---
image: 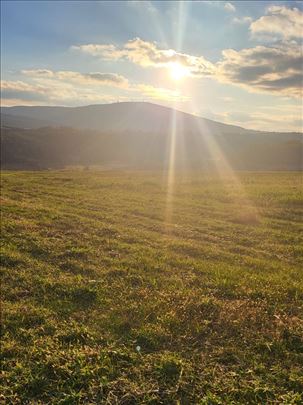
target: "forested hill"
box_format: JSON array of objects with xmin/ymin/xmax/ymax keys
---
[{"xmin": 1, "ymin": 102, "xmax": 302, "ymax": 170}]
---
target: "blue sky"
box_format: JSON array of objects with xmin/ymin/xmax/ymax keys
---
[{"xmin": 1, "ymin": 1, "xmax": 302, "ymax": 131}]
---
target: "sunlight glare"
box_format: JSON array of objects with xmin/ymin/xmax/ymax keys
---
[{"xmin": 169, "ymin": 62, "xmax": 189, "ymax": 81}]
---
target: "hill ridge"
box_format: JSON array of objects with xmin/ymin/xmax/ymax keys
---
[{"xmin": 2, "ymin": 102, "xmax": 301, "ymax": 135}]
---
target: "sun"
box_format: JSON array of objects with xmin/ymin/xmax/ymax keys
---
[{"xmin": 169, "ymin": 62, "xmax": 189, "ymax": 81}]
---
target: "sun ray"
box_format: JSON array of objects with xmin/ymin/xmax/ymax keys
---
[
  {"xmin": 164, "ymin": 1, "xmax": 189, "ymax": 232},
  {"xmin": 187, "ymin": 99, "xmax": 259, "ymax": 221}
]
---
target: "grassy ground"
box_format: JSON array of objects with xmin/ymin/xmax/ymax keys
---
[{"xmin": 1, "ymin": 170, "xmax": 302, "ymax": 404}]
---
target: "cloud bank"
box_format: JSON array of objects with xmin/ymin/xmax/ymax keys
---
[
  {"xmin": 71, "ymin": 38, "xmax": 215, "ymax": 77},
  {"xmin": 217, "ymin": 42, "xmax": 303, "ymax": 98},
  {"xmin": 1, "ymin": 80, "xmax": 50, "ymax": 101},
  {"xmin": 2, "ymin": 66, "xmax": 188, "ymax": 106},
  {"xmin": 250, "ymin": 6, "xmax": 303, "ymax": 40},
  {"xmin": 21, "ymin": 69, "xmax": 129, "ymax": 87},
  {"xmin": 72, "ymin": 34, "xmax": 302, "ymax": 98}
]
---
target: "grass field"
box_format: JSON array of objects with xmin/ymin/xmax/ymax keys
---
[{"xmin": 1, "ymin": 170, "xmax": 303, "ymax": 404}]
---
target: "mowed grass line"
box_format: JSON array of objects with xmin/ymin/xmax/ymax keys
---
[{"xmin": 1, "ymin": 170, "xmax": 302, "ymax": 404}]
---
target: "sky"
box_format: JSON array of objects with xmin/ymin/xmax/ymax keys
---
[{"xmin": 1, "ymin": 0, "xmax": 302, "ymax": 131}]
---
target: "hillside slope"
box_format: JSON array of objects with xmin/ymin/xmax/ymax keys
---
[
  {"xmin": 1, "ymin": 102, "xmax": 302, "ymax": 170},
  {"xmin": 2, "ymin": 102, "xmax": 247, "ymax": 134},
  {"xmin": 1, "ymin": 113, "xmax": 52, "ymax": 129}
]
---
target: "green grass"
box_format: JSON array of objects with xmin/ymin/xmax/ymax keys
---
[{"xmin": 1, "ymin": 170, "xmax": 302, "ymax": 404}]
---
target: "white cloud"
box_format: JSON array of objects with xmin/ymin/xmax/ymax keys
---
[
  {"xmin": 70, "ymin": 44, "xmax": 119, "ymax": 58},
  {"xmin": 250, "ymin": 6, "xmax": 303, "ymax": 40},
  {"xmin": 1, "ymin": 65, "xmax": 191, "ymax": 106},
  {"xmin": 224, "ymin": 2, "xmax": 236, "ymax": 12},
  {"xmin": 21, "ymin": 68, "xmax": 189, "ymax": 102},
  {"xmin": 71, "ymin": 38, "xmax": 215, "ymax": 77},
  {"xmin": 1, "ymin": 80, "xmax": 50, "ymax": 101},
  {"xmin": 233, "ymin": 16, "xmax": 252, "ymax": 25},
  {"xmin": 71, "ymin": 36, "xmax": 302, "ymax": 99},
  {"xmin": 21, "ymin": 69, "xmax": 129, "ymax": 88},
  {"xmin": 0, "ymin": 78, "xmax": 127, "ymax": 105}
]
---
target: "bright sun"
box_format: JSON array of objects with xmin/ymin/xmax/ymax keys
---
[{"xmin": 169, "ymin": 62, "xmax": 189, "ymax": 81}]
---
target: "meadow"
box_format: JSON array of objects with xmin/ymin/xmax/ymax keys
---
[{"xmin": 1, "ymin": 170, "xmax": 302, "ymax": 404}]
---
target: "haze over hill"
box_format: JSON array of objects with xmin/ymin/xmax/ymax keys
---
[
  {"xmin": 1, "ymin": 102, "xmax": 302, "ymax": 171},
  {"xmin": 1, "ymin": 102, "xmax": 258, "ymax": 134}
]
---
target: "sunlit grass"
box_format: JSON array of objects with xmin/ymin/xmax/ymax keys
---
[{"xmin": 1, "ymin": 170, "xmax": 302, "ymax": 403}]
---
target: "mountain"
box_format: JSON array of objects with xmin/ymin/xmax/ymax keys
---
[
  {"xmin": 1, "ymin": 113, "xmax": 52, "ymax": 129},
  {"xmin": 2, "ymin": 101, "xmax": 301, "ymax": 139},
  {"xmin": 1, "ymin": 102, "xmax": 302, "ymax": 170},
  {"xmin": 1, "ymin": 102, "xmax": 246, "ymax": 134},
  {"xmin": 1, "ymin": 102, "xmax": 276, "ymax": 133}
]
